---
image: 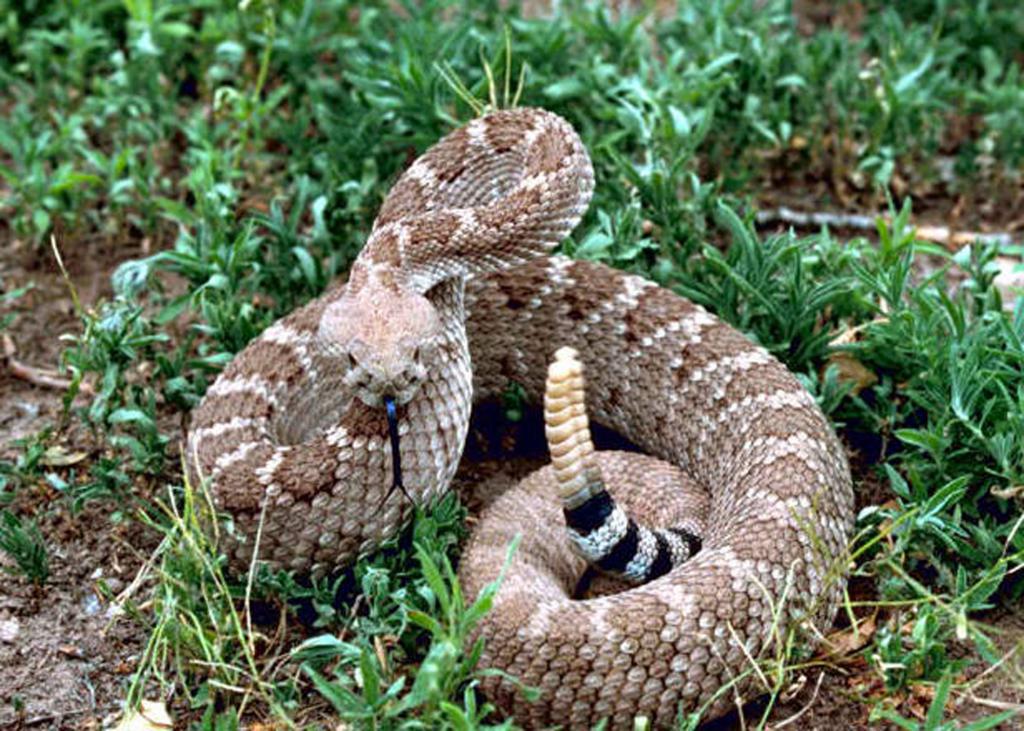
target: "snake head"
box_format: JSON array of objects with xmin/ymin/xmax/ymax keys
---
[{"xmin": 318, "ymin": 280, "xmax": 442, "ymax": 408}]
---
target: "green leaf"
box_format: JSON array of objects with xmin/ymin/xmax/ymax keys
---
[
  {"xmin": 894, "ymin": 52, "xmax": 934, "ymax": 96},
  {"xmin": 774, "ymin": 74, "xmax": 806, "ymax": 89},
  {"xmin": 542, "ymin": 78, "xmax": 586, "ymax": 100},
  {"xmin": 415, "ymin": 542, "xmax": 451, "ymax": 616},
  {"xmin": 359, "ymin": 645, "xmax": 381, "ymax": 705},
  {"xmin": 303, "ymin": 665, "xmax": 363, "ymax": 717},
  {"xmin": 406, "ymin": 608, "xmax": 444, "ymax": 637},
  {"xmin": 894, "ymin": 428, "xmax": 947, "ymax": 458},
  {"xmin": 32, "ymin": 209, "xmax": 51, "ymax": 234},
  {"xmin": 108, "ymin": 408, "xmax": 156, "ymax": 428},
  {"xmin": 291, "ymin": 246, "xmax": 319, "ymax": 287},
  {"xmin": 701, "ymin": 52, "xmax": 740, "ymax": 76},
  {"xmin": 925, "ymin": 673, "xmax": 952, "ymax": 728},
  {"xmin": 394, "ymin": 639, "xmax": 457, "ymax": 713},
  {"xmin": 884, "ymin": 464, "xmax": 912, "ymax": 501}
]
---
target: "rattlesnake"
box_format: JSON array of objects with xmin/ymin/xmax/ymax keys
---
[{"xmin": 186, "ymin": 107, "xmax": 854, "ymax": 728}]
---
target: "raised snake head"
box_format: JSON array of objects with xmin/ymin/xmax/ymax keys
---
[{"xmin": 317, "ymin": 277, "xmax": 441, "ymax": 409}]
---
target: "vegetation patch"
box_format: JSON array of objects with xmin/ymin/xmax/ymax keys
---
[{"xmin": 0, "ymin": 0, "xmax": 1022, "ymax": 728}]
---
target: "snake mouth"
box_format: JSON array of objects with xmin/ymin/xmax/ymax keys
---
[{"xmin": 383, "ymin": 395, "xmax": 409, "ymax": 504}]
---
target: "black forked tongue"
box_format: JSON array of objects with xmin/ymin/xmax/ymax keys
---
[{"xmin": 383, "ymin": 395, "xmax": 411, "ymax": 505}]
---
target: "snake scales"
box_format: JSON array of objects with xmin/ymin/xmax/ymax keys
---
[{"xmin": 186, "ymin": 108, "xmax": 854, "ymax": 728}]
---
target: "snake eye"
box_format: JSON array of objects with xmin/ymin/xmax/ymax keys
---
[{"xmin": 413, "ymin": 342, "xmax": 437, "ymax": 365}]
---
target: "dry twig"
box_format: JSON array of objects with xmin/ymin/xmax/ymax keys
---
[
  {"xmin": 2, "ymin": 333, "xmax": 89, "ymax": 394},
  {"xmin": 756, "ymin": 206, "xmax": 1018, "ymax": 249}
]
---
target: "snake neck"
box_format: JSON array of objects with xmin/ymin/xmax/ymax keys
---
[
  {"xmin": 394, "ymin": 276, "xmax": 473, "ymax": 500},
  {"xmin": 344, "ymin": 255, "xmax": 403, "ymax": 295}
]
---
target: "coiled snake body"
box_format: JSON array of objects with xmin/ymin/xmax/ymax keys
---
[{"xmin": 187, "ymin": 108, "xmax": 854, "ymax": 728}]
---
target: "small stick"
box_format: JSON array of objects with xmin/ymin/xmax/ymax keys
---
[
  {"xmin": 772, "ymin": 671, "xmax": 826, "ymax": 729},
  {"xmin": 2, "ymin": 334, "xmax": 90, "ymax": 393},
  {"xmin": 756, "ymin": 206, "xmax": 1018, "ymax": 248},
  {"xmin": 20, "ymin": 704, "xmax": 115, "ymax": 727}
]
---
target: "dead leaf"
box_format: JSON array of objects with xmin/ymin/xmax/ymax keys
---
[
  {"xmin": 58, "ymin": 644, "xmax": 85, "ymax": 659},
  {"xmin": 113, "ymin": 700, "xmax": 173, "ymax": 731},
  {"xmin": 40, "ymin": 446, "xmax": 89, "ymax": 467},
  {"xmin": 823, "ymin": 614, "xmax": 878, "ymax": 659},
  {"xmin": 826, "ymin": 322, "xmax": 883, "ymax": 395},
  {"xmin": 779, "ymin": 672, "xmax": 807, "ymax": 702},
  {"xmin": 991, "ymin": 484, "xmax": 1024, "ymax": 501},
  {"xmin": 826, "ymin": 352, "xmax": 878, "ymax": 394},
  {"xmin": 908, "ymin": 682, "xmax": 941, "ymax": 720}
]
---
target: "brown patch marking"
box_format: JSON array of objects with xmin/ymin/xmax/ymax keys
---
[
  {"xmin": 423, "ymin": 127, "xmax": 470, "ymax": 183},
  {"xmin": 376, "ymin": 177, "xmax": 429, "ymax": 227},
  {"xmin": 484, "ymin": 111, "xmax": 538, "ymax": 153},
  {"xmin": 216, "ymin": 443, "xmax": 277, "ymax": 511},
  {"xmin": 476, "ymin": 186, "xmax": 544, "ymax": 232},
  {"xmin": 405, "ymin": 212, "xmax": 462, "ymax": 264},
  {"xmin": 240, "ymin": 339, "xmax": 309, "ymax": 388},
  {"xmin": 525, "ymin": 130, "xmax": 571, "ymax": 176},
  {"xmin": 274, "ymin": 436, "xmax": 341, "ymax": 500},
  {"xmin": 190, "ymin": 391, "xmax": 272, "ymax": 432}
]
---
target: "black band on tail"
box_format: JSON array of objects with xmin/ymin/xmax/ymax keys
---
[
  {"xmin": 563, "ymin": 490, "xmax": 615, "ymax": 535},
  {"xmin": 647, "ymin": 532, "xmax": 675, "ymax": 580},
  {"xmin": 667, "ymin": 527, "xmax": 702, "ymax": 557},
  {"xmin": 596, "ymin": 519, "xmax": 640, "ymax": 573}
]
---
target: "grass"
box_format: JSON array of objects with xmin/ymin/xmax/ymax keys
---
[
  {"xmin": 0, "ymin": 0, "xmax": 1022, "ymax": 727},
  {"xmin": 0, "ymin": 509, "xmax": 49, "ymax": 586}
]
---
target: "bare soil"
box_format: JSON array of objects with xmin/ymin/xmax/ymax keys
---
[{"xmin": 0, "ymin": 240, "xmax": 159, "ymax": 729}]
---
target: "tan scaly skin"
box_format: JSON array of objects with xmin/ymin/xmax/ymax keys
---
[{"xmin": 187, "ymin": 108, "xmax": 854, "ymax": 728}]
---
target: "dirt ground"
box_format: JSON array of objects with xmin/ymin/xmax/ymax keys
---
[
  {"xmin": 0, "ymin": 238, "xmax": 159, "ymax": 729},
  {"xmin": 1, "ymin": 192, "xmax": 1023, "ymax": 730}
]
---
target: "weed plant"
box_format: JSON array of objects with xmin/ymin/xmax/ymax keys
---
[{"xmin": 0, "ymin": 509, "xmax": 49, "ymax": 586}]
